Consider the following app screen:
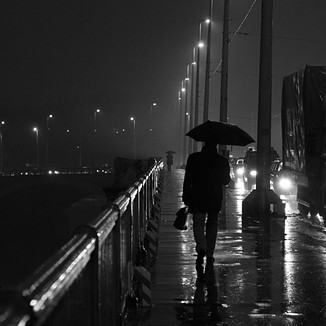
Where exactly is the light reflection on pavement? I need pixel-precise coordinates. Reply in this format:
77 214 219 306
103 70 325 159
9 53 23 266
126 170 326 325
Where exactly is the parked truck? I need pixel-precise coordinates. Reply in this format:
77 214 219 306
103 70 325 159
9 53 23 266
282 65 326 221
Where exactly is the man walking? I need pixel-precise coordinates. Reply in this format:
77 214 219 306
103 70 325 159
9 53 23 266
182 139 230 265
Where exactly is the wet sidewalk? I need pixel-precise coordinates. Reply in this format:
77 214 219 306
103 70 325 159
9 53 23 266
129 169 326 325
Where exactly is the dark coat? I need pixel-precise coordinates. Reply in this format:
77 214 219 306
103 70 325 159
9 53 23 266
182 146 230 213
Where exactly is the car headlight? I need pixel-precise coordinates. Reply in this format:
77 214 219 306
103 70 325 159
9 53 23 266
278 177 292 191
249 170 257 177
236 167 244 175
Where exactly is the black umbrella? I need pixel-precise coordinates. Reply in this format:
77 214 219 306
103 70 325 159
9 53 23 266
186 120 255 146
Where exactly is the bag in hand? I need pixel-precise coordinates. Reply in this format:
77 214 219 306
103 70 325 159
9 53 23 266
174 207 188 230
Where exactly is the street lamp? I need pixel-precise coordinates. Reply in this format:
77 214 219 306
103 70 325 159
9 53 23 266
130 117 136 159
183 70 190 166
194 18 210 152
0 121 5 173
47 114 53 131
94 109 101 132
203 1 213 122
33 127 39 170
46 114 53 169
150 102 157 113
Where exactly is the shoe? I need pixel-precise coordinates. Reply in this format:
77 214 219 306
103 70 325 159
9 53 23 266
206 256 215 264
196 249 206 265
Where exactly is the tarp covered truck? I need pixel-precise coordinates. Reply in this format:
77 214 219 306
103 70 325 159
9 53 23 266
282 65 326 220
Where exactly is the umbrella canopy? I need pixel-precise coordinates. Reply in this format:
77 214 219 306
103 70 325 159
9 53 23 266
186 120 255 146
166 150 176 154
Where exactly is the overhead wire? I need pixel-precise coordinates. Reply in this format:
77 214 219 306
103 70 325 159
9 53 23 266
210 0 257 79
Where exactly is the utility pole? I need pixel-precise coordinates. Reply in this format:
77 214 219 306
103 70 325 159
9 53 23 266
256 0 273 212
242 0 284 218
219 0 230 158
203 0 213 122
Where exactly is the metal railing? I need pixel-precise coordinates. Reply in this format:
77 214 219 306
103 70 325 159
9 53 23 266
0 160 164 325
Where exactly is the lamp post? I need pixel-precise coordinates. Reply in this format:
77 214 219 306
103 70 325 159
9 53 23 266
180 82 186 167
94 109 101 132
203 1 213 122
92 108 101 169
130 117 136 159
149 102 157 133
0 121 5 173
46 114 53 169
150 102 157 114
194 18 210 152
33 127 39 170
78 125 82 169
189 52 196 155
183 69 190 166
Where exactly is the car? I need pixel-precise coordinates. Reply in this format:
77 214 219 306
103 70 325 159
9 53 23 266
243 147 280 190
233 157 245 181
270 159 295 195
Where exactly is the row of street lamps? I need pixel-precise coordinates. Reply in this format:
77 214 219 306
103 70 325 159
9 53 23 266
0 111 139 172
177 17 211 167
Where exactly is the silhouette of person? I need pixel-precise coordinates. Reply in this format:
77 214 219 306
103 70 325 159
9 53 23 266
166 153 173 171
182 139 230 265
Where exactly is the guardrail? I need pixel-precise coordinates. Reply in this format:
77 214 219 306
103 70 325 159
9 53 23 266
0 160 164 325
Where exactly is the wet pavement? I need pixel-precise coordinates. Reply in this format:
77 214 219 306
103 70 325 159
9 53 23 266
126 169 326 325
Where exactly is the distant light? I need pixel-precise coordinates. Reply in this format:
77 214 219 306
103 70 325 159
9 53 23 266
49 114 53 118
122 129 125 132
149 128 153 132
198 42 204 48
66 129 70 133
186 112 189 116
192 62 196 65
181 88 186 92
185 77 189 81
1 121 4 125
205 19 210 24
96 109 100 113
130 117 134 121
152 103 157 106
33 127 38 132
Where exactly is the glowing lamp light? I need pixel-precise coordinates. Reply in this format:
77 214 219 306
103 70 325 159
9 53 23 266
236 167 244 176
278 177 292 191
249 170 257 177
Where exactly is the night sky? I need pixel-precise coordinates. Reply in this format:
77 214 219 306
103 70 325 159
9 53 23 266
1 0 326 169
